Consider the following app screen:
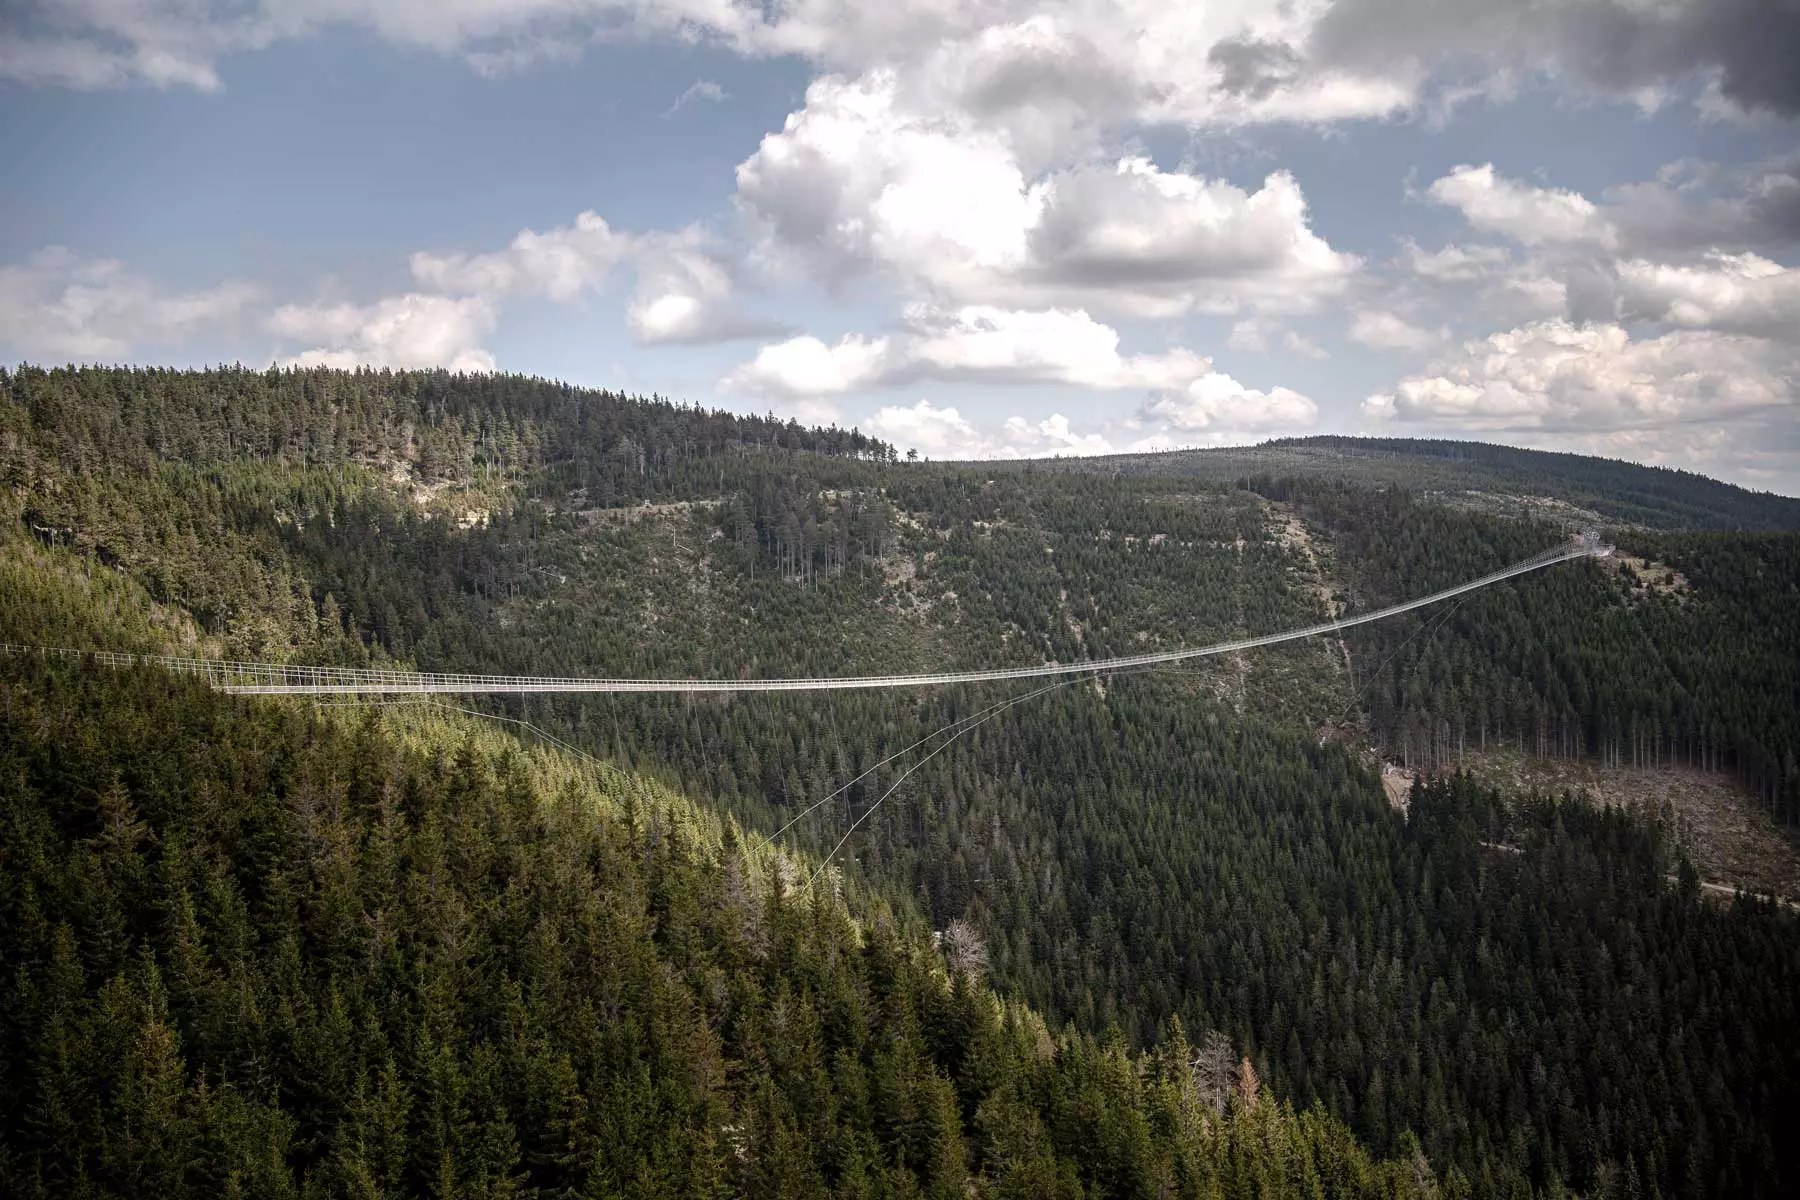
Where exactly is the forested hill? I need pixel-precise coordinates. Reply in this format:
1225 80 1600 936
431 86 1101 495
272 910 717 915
0 657 1445 1199
5 365 1800 1198
1015 434 1800 532
1 363 892 500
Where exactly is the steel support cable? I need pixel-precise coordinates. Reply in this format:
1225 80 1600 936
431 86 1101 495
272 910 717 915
802 677 1081 895
795 651 1296 892
765 677 1082 845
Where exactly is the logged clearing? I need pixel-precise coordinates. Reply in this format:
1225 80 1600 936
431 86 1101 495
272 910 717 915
1381 766 1416 814
1461 748 1800 900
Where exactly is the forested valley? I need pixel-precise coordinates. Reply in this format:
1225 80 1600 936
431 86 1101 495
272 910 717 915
4 365 1799 1199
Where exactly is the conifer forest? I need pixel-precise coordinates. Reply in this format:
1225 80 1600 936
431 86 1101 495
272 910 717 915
3 365 1799 1199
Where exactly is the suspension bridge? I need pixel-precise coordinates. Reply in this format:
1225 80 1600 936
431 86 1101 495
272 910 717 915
1 535 1611 695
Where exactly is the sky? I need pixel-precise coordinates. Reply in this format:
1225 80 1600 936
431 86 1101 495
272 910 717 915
2 2 1797 492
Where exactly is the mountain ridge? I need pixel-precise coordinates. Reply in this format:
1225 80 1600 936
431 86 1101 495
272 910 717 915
993 434 1800 531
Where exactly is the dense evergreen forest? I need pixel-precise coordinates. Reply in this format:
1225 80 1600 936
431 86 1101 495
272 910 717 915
5 365 1800 1198
0 658 1447 1199
1260 480 1800 820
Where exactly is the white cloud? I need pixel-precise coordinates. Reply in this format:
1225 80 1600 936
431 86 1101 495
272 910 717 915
1499 274 1571 318
1426 164 1618 249
1228 318 1328 359
899 306 1210 387
736 307 1320 452
1310 0 1800 120
1228 319 1271 353
1423 157 1800 266
864 399 1116 460
849 397 966 454
411 211 631 301
1396 240 1512 281
722 305 1214 396
721 333 892 396
269 293 498 372
15 0 1800 137
734 70 1037 285
412 213 780 345
1363 319 1795 434
865 386 1318 462
5 1 1416 132
1616 252 1800 339
0 32 224 90
0 246 258 359
1281 328 1330 360
736 73 1357 318
1349 309 1440 351
625 231 788 345
1021 157 1359 315
1141 371 1318 433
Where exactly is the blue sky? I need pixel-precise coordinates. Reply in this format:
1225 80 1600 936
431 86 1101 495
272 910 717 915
2 1 1797 490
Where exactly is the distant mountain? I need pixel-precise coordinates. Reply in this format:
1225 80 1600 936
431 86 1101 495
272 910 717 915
1007 436 1800 532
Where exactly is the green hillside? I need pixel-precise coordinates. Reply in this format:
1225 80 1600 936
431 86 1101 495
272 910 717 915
5 365 1800 1199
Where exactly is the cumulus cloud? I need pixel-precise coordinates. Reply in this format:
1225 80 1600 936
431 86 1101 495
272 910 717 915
11 4 1798 486
1362 315 1800 489
734 71 1034 286
412 212 780 345
1389 161 1800 339
1494 274 1570 318
1616 252 1800 338
1141 372 1319 433
1396 240 1512 281
865 399 1117 460
411 211 631 301
899 306 1210 387
0 207 780 371
1282 329 1330 360
722 305 1216 396
0 1 277 91
1309 0 1800 118
721 333 891 396
736 74 1356 317
1604 158 1800 258
0 247 258 359
12 0 1799 145
866 379 1318 461
18 0 1795 137
1228 318 1329 359
1426 159 1800 264
1348 309 1441 351
1021 158 1359 313
625 231 790 345
1426 164 1618 249
1362 319 1795 434
2 2 1415 130
269 293 499 373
